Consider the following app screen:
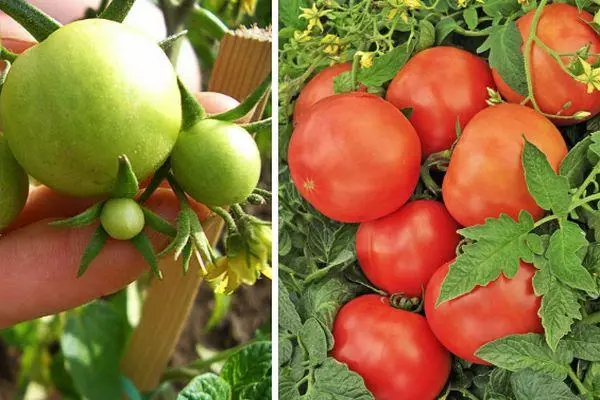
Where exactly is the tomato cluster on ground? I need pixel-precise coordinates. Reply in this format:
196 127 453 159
286 3 599 399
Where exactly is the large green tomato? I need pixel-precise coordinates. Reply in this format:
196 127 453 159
171 119 261 207
0 134 28 230
0 19 182 197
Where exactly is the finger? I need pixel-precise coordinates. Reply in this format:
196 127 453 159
0 188 183 328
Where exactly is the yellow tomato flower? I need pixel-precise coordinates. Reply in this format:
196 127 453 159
321 34 341 55
575 58 600 94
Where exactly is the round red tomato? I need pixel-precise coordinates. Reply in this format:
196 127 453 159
442 103 567 227
425 261 543 364
332 295 451 400
493 3 600 125
386 46 495 156
288 92 421 223
356 200 460 297
293 62 366 125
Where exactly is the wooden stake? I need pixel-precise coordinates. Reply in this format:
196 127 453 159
121 27 272 391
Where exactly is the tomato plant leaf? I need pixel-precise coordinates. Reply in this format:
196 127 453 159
435 18 459 44
510 369 579 400
534 271 582 351
478 22 528 97
142 206 177 238
437 212 534 305
179 78 207 130
298 318 328 364
487 368 514 399
559 135 593 188
482 0 521 17
220 341 271 399
212 73 272 122
279 368 302 400
78 226 109 277
357 42 414 88
49 202 104 228
130 232 163 279
279 285 302 336
546 221 597 294
522 139 571 215
476 333 573 380
112 155 139 199
585 362 600 395
309 358 374 400
416 19 435 51
562 324 600 362
463 6 479 30
62 301 128 400
333 71 354 94
279 0 308 29
176 373 232 400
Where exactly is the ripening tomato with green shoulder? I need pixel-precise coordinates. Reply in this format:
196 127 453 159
356 200 460 297
386 46 495 156
332 295 451 400
288 92 421 223
0 19 182 197
293 62 366 125
492 3 600 125
0 134 29 231
442 103 567 227
425 261 543 364
171 119 261 207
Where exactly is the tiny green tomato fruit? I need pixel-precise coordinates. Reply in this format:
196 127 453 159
0 19 182 197
171 119 261 206
100 198 145 240
0 134 29 230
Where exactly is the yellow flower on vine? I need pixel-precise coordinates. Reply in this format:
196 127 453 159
403 0 422 9
321 34 341 55
356 51 374 69
294 30 311 42
575 58 600 94
299 3 332 32
457 0 468 7
240 0 257 15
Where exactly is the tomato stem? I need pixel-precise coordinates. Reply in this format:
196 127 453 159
567 368 588 395
0 0 62 42
582 310 600 325
209 206 239 234
522 0 547 113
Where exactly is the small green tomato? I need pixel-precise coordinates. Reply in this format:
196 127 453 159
100 198 145 240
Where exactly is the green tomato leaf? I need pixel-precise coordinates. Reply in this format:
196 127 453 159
546 221 597 294
585 362 600 395
298 318 328 364
279 0 308 29
279 367 302 400
357 42 414 88
279 339 293 367
487 368 514 400
213 73 272 122
482 0 521 17
239 374 271 400
62 301 128 400
78 226 109 277
177 373 232 400
478 22 528 97
309 358 374 400
559 136 592 188
435 18 459 44
534 271 582 351
221 341 271 399
463 6 479 30
522 139 571 215
437 212 534 305
49 202 104 228
562 323 600 361
333 71 354 94
511 369 579 400
580 207 600 242
131 232 163 280
416 19 436 51
476 333 573 380
279 284 302 336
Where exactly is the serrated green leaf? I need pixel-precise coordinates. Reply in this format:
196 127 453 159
585 362 600 395
221 341 271 399
309 358 374 400
487 368 514 399
357 42 413 87
416 19 435 51
333 71 354 94
436 18 458 44
298 318 327 364
49 202 104 228
279 339 293 367
437 212 534 304
522 139 571 215
112 155 139 199
580 207 600 242
560 136 592 188
476 334 573 380
478 22 527 96
463 6 479 30
511 369 579 400
279 285 302 336
482 0 521 17
535 274 582 351
78 226 109 276
546 221 596 293
130 232 162 279
177 373 231 400
563 323 600 361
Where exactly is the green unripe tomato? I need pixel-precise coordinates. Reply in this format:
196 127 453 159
0 19 181 197
0 134 29 230
171 119 261 206
100 198 145 240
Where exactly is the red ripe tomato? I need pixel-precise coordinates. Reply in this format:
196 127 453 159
442 103 567 227
425 261 543 364
288 92 421 223
492 3 600 125
386 46 495 156
293 62 366 125
356 200 460 297
332 295 451 400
